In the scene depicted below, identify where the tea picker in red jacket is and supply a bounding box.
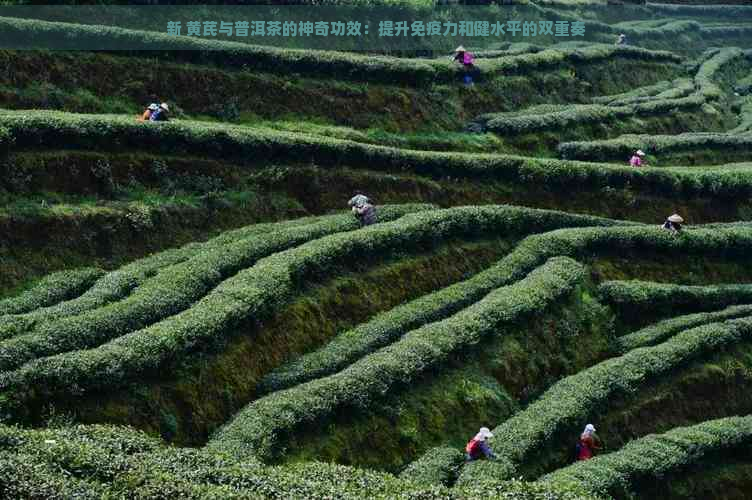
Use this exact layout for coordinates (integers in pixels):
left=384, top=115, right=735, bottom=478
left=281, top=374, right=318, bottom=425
left=465, top=427, right=496, bottom=461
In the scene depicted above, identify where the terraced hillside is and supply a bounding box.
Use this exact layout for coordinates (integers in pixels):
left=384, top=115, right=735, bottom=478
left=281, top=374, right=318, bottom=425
left=2, top=1, right=752, bottom=499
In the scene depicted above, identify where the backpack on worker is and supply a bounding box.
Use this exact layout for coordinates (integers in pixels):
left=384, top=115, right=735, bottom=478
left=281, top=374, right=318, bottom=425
left=466, top=438, right=481, bottom=458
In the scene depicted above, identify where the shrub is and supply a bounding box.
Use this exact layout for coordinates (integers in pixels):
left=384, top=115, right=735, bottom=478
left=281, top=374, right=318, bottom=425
left=648, top=3, right=752, bottom=18
left=478, top=96, right=704, bottom=135
left=208, top=257, right=587, bottom=462
left=0, top=205, right=531, bottom=413
left=618, top=304, right=752, bottom=352
left=541, top=416, right=752, bottom=498
left=0, top=17, right=680, bottom=85
left=398, top=446, right=465, bottom=487
left=694, top=47, right=746, bottom=101
left=0, top=213, right=326, bottom=340
left=5, top=110, right=752, bottom=199
left=0, top=126, right=12, bottom=156
left=592, top=78, right=693, bottom=107
left=0, top=421, right=596, bottom=499
left=381, top=224, right=752, bottom=483
left=477, top=48, right=744, bottom=136
left=558, top=132, right=752, bottom=163
left=0, top=268, right=103, bottom=318
left=458, top=315, right=752, bottom=483
left=599, top=280, right=752, bottom=320
left=260, top=208, right=632, bottom=394
left=0, top=206, right=423, bottom=373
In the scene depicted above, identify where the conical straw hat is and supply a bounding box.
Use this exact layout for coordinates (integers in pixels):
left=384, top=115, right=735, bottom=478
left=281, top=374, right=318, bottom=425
left=668, top=214, right=684, bottom=223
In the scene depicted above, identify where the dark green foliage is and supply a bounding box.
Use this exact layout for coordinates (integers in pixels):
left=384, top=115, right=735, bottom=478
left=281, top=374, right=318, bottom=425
left=599, top=280, right=752, bottom=321
left=648, top=3, right=752, bottom=17
left=0, top=423, right=596, bottom=499
left=458, top=316, right=752, bottom=483
left=475, top=47, right=743, bottom=135
left=208, top=257, right=587, bottom=461
left=0, top=267, right=103, bottom=317
left=541, top=416, right=752, bottom=498
left=618, top=304, right=752, bottom=352
left=559, top=132, right=752, bottom=164
left=591, top=78, right=690, bottom=106
left=398, top=446, right=465, bottom=486
left=0, top=126, right=11, bottom=156
left=0, top=205, right=426, bottom=407
left=0, top=215, right=324, bottom=340
left=260, top=207, right=628, bottom=394
left=6, top=110, right=752, bottom=199
left=478, top=96, right=704, bottom=135
left=0, top=208, right=418, bottom=372
left=0, top=17, right=680, bottom=85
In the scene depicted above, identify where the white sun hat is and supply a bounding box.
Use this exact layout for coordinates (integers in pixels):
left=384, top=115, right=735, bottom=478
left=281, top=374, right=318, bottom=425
left=455, top=45, right=466, bottom=52
left=668, top=214, right=684, bottom=223
left=160, top=102, right=169, bottom=111
left=148, top=103, right=158, bottom=111
left=636, top=150, right=646, bottom=156
left=476, top=427, right=494, bottom=440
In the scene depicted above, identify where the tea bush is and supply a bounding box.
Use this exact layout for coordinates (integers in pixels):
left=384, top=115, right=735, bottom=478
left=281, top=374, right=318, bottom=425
left=599, top=280, right=752, bottom=319
left=0, top=268, right=103, bottom=317
left=0, top=422, right=597, bottom=499
left=618, top=304, right=752, bottom=352
left=5, top=111, right=752, bottom=198
left=541, top=416, right=752, bottom=498
left=398, top=446, right=465, bottom=487
left=0, top=214, right=329, bottom=340
left=558, top=132, right=752, bottom=163
left=0, top=206, right=423, bottom=373
left=260, top=207, right=630, bottom=393
left=209, top=257, right=587, bottom=462
left=458, top=315, right=752, bottom=483
left=0, top=17, right=681, bottom=85
left=478, top=48, right=744, bottom=135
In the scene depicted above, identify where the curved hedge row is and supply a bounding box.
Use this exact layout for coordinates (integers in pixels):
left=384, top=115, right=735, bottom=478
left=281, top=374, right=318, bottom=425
left=540, top=416, right=752, bottom=498
left=694, top=47, right=746, bottom=101
left=259, top=208, right=630, bottom=394
left=591, top=79, right=674, bottom=105
left=479, top=48, right=744, bottom=136
left=0, top=268, right=103, bottom=318
left=0, top=245, right=200, bottom=341
left=0, top=209, right=413, bottom=373
left=731, top=96, right=752, bottom=134
left=397, top=446, right=465, bottom=487
left=559, top=132, right=752, bottom=163
left=479, top=96, right=704, bottom=135
left=0, top=423, right=595, bottom=500
left=0, top=205, right=543, bottom=416
left=404, top=224, right=752, bottom=483
left=0, top=17, right=681, bottom=85
left=599, top=280, right=752, bottom=319
left=0, top=216, right=321, bottom=340
left=458, top=315, right=752, bottom=483
left=208, top=257, right=587, bottom=462
left=618, top=303, right=752, bottom=352
left=593, top=78, right=694, bottom=107
left=6, top=111, right=752, bottom=199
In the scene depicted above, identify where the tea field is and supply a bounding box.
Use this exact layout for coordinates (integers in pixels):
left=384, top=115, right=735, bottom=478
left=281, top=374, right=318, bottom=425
left=1, top=1, right=752, bottom=498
